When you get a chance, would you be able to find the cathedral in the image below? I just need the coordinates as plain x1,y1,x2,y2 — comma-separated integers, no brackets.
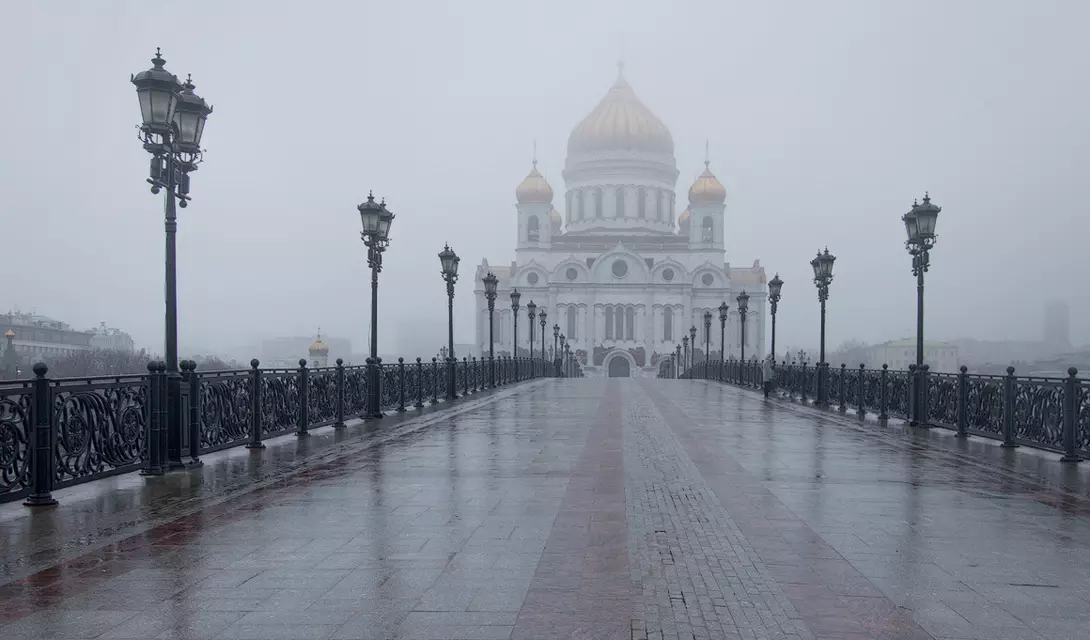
475,69,768,378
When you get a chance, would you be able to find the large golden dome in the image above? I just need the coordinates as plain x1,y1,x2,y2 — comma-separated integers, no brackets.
567,71,674,155
515,162,554,204
308,332,329,355
549,207,562,231
688,162,726,205
678,207,691,234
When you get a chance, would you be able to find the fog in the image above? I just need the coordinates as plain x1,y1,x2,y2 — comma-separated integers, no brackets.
2,0,1087,358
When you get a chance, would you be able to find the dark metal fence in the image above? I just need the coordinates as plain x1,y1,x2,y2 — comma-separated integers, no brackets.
672,360,1090,461
1,355,552,505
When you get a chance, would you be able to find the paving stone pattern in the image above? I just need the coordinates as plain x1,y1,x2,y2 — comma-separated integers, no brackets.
4,379,1090,639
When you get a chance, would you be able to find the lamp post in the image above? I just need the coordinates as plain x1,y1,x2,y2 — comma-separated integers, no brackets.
718,302,729,369
527,300,536,364
510,289,521,381
682,335,689,374
358,193,395,419
703,311,712,372
736,290,750,364
903,193,940,425
483,271,498,387
439,244,459,400
768,274,783,362
553,324,560,374
539,311,547,374
689,326,697,365
132,49,212,470
675,343,682,379
810,248,836,406
566,344,573,377
559,334,566,377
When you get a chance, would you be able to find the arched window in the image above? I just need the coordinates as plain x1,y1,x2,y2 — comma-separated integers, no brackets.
663,307,673,341
615,186,625,218
637,186,646,219
594,188,603,218
701,217,714,243
604,306,614,340
527,216,539,241
625,307,635,340
614,306,624,339
566,306,577,339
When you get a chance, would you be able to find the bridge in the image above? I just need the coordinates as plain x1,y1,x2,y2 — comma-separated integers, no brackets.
3,367,1090,640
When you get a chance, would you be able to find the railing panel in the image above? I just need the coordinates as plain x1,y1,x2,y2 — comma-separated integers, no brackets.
344,366,368,417
888,370,911,419
927,373,959,429
261,370,300,436
199,371,251,452
965,374,1005,437
862,369,883,414
308,368,338,428
1012,377,1065,451
0,382,33,501
52,376,148,488
1078,383,1090,454
380,364,399,411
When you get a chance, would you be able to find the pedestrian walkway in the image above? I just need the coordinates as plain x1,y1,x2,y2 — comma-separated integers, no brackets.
3,379,1090,639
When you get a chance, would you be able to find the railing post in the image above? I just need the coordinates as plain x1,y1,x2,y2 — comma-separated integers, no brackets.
1001,366,1018,448
800,362,808,402
185,361,202,465
1061,368,1081,462
956,365,968,438
432,358,439,404
24,363,57,506
838,363,847,412
397,358,407,412
908,364,917,424
414,358,425,408
141,361,164,475
472,357,479,392
297,359,310,436
157,361,169,466
857,364,866,418
879,364,889,420
463,357,469,396
334,358,346,428
246,359,265,449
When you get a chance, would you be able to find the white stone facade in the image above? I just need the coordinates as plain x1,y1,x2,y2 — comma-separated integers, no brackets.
475,72,767,377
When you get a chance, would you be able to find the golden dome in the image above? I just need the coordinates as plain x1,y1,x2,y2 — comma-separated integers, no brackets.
678,207,691,234
550,207,562,231
688,161,726,205
4,329,13,338
515,162,553,204
567,70,674,155
308,332,329,355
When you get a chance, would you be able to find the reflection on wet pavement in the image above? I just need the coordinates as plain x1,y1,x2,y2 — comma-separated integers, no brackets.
3,379,1090,639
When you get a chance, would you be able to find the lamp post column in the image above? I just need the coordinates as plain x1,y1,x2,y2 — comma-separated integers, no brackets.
483,271,498,388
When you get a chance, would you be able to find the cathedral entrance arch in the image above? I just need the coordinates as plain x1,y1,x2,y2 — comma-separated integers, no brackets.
605,351,634,378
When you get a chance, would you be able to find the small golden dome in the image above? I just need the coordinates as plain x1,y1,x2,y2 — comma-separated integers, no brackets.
688,162,726,205
308,331,329,355
678,207,691,234
568,70,674,155
550,207,562,231
4,329,13,338
515,162,553,204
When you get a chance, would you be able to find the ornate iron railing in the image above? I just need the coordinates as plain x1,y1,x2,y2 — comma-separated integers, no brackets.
3,355,554,505
676,361,1090,460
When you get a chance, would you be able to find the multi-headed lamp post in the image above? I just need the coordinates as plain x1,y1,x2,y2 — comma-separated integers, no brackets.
689,326,697,365
552,323,560,373
682,335,689,373
810,248,836,406
358,193,395,419
736,291,750,365
526,300,537,365
539,311,547,373
439,244,460,400
675,343,682,378
483,272,498,388
703,310,713,365
510,289,521,381
903,193,940,425
718,302,729,367
559,334,566,376
768,274,783,362
132,49,212,471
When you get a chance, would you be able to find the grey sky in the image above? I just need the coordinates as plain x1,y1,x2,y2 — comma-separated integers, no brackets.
2,0,1087,357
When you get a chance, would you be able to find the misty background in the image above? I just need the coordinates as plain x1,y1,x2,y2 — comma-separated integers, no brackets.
1,1,1086,360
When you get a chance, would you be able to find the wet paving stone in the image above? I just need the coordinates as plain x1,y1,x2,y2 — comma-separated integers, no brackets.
5,379,1090,638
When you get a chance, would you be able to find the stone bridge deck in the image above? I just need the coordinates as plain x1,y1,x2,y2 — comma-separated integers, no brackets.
3,379,1090,639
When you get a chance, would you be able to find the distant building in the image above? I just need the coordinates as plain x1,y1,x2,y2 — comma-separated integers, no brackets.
308,331,330,368
1044,300,1071,351
867,339,960,373
1,311,93,368
89,322,135,352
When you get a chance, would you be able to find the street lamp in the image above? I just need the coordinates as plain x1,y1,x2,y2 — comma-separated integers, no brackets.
718,302,729,367
358,192,395,418
903,193,940,425
675,344,682,379
553,323,560,374
689,326,697,366
510,288,521,380
439,244,459,400
703,311,712,374
810,247,836,406
736,290,750,365
526,300,537,365
559,334,566,377
132,49,212,470
539,310,547,374
483,271,498,388
768,274,783,362
682,335,689,374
